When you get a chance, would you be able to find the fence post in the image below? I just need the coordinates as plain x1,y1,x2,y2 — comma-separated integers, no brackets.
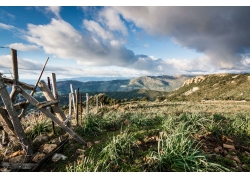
86,93,89,116
47,77,55,134
75,88,79,126
69,93,72,117
70,84,76,114
80,92,82,125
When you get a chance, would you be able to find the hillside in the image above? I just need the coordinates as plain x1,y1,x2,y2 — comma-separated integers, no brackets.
56,75,193,95
167,73,250,101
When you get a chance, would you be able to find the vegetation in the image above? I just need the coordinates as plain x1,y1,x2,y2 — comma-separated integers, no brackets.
1,73,250,172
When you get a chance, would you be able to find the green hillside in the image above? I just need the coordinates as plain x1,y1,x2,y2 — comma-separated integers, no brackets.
167,73,250,101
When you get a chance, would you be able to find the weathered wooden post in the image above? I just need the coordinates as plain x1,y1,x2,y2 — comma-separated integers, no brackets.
10,49,19,103
75,88,79,126
70,84,76,114
86,93,89,116
68,93,72,117
0,74,33,155
52,73,58,100
47,77,55,134
80,92,82,125
96,95,98,113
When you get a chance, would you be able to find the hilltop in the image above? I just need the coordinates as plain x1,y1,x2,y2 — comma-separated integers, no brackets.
167,73,250,101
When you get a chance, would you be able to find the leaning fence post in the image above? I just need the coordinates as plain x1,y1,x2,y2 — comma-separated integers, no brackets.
86,93,89,116
69,93,72,117
47,76,55,134
75,88,79,126
70,84,76,114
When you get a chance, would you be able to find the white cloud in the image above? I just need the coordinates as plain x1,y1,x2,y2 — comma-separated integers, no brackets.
8,43,40,51
0,22,15,30
144,43,149,48
25,18,137,67
45,6,61,19
83,20,114,40
98,7,127,36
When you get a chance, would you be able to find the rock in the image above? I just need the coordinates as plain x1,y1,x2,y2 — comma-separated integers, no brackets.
223,144,236,151
232,156,241,163
32,135,49,147
75,149,85,155
52,153,67,162
87,142,93,148
42,144,57,154
6,150,24,159
32,153,46,163
214,146,223,153
94,141,100,144
9,155,25,163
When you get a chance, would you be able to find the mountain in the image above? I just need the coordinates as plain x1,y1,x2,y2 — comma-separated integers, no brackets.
55,75,193,95
167,73,250,101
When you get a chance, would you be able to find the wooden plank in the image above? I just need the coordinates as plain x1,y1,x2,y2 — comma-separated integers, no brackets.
13,101,27,111
86,93,89,115
11,49,18,85
1,162,37,170
51,73,58,100
70,84,76,114
47,77,55,134
75,88,79,126
0,75,33,155
19,87,86,145
3,78,34,91
0,107,18,143
68,93,72,117
36,100,59,108
38,80,66,122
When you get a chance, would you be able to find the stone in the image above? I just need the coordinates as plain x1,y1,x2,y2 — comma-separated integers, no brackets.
214,146,223,153
42,144,57,154
32,135,49,147
9,155,25,163
51,153,67,162
232,156,241,163
87,142,93,148
223,144,236,151
32,153,46,163
75,149,85,155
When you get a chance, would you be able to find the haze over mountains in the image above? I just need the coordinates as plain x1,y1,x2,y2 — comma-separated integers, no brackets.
55,75,194,95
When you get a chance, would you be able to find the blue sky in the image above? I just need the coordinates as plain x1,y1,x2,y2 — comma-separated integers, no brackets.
1,2,250,81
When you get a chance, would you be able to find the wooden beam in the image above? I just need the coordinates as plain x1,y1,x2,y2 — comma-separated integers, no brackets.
36,100,59,109
51,73,58,100
80,92,82,125
0,107,18,144
70,84,76,114
86,93,89,115
19,87,86,145
3,77,34,91
38,80,66,121
0,75,33,155
75,88,79,126
11,49,18,85
47,76,55,134
13,101,27,111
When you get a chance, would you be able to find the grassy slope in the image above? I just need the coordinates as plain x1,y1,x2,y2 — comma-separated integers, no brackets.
167,73,250,101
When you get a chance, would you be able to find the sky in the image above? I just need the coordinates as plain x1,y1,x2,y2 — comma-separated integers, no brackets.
1,1,250,81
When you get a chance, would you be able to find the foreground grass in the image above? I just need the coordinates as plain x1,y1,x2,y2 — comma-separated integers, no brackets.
2,101,250,172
